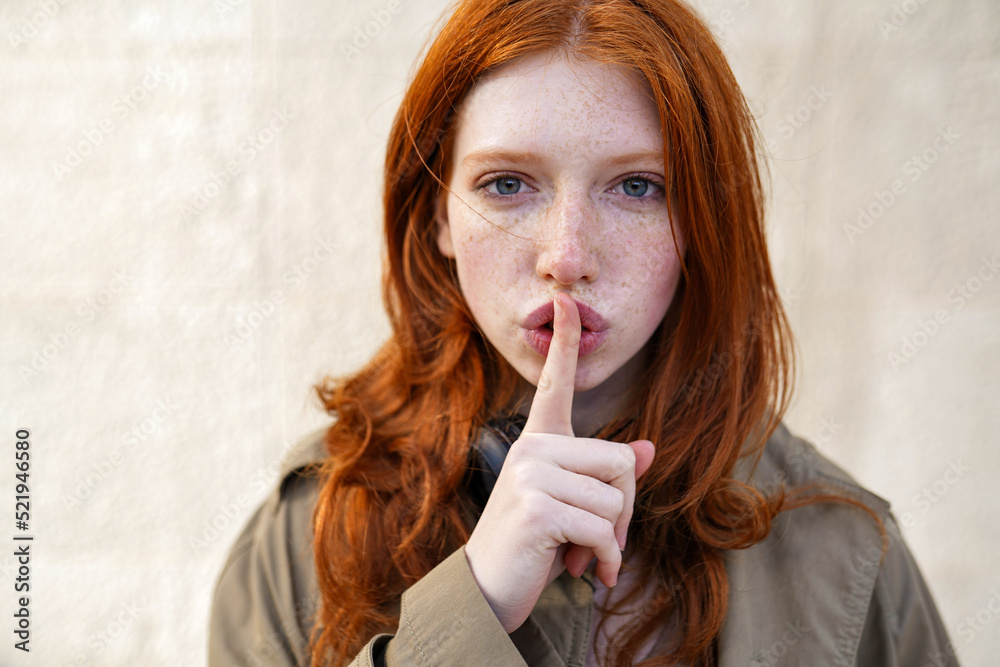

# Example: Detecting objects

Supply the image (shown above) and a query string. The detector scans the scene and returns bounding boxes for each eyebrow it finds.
[461,149,543,170]
[460,149,665,171]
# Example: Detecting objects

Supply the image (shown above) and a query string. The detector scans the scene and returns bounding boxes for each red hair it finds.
[310,1,822,664]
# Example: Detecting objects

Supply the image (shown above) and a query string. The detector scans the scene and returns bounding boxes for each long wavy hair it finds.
[310,0,812,664]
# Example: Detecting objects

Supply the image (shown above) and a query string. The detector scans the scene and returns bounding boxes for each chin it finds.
[572,366,617,393]
[523,357,615,393]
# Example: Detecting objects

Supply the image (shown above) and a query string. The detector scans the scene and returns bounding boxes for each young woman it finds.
[210,1,958,665]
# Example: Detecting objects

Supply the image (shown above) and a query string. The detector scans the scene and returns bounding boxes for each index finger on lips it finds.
[524,292,580,437]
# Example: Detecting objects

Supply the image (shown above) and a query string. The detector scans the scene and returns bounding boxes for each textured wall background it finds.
[0,0,996,664]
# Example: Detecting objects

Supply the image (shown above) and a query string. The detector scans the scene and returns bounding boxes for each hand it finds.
[464,292,655,633]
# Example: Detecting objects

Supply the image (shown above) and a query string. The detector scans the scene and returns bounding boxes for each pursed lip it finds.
[522,297,610,332]
[522,297,609,358]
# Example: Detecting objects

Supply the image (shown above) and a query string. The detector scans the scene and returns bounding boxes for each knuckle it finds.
[505,438,533,464]
[609,487,626,515]
[550,507,576,540]
[598,519,617,544]
[506,465,530,489]
[520,493,549,527]
[515,464,545,491]
[582,478,610,510]
[583,476,604,499]
[612,443,635,476]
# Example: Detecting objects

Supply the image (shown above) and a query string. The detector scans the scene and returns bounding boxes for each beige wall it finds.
[1,0,996,664]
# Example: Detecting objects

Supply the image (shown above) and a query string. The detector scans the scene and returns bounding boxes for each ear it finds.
[434,189,456,258]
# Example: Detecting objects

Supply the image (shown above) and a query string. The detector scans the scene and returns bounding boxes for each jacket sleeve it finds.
[854,516,960,666]
[208,452,527,666]
[347,547,528,667]
[208,471,321,667]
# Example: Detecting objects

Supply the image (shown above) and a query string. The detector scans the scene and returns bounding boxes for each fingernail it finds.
[554,294,564,319]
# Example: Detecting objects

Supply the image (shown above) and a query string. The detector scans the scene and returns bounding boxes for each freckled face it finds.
[436,51,685,419]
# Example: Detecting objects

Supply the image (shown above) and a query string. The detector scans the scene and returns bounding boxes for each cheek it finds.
[621,230,684,323]
[450,227,522,323]
[455,235,504,283]
[448,198,535,286]
[606,218,683,286]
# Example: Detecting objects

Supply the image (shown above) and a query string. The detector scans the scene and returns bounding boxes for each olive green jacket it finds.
[208,423,959,666]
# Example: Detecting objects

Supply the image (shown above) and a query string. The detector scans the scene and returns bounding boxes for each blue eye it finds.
[476,174,533,201]
[621,178,649,197]
[493,177,522,195]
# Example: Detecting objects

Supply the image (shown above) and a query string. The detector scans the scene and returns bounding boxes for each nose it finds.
[534,193,600,286]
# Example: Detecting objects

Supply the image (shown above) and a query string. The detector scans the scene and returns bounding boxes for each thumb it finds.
[629,440,656,480]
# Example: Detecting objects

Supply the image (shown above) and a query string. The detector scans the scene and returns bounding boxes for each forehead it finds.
[451,51,664,161]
